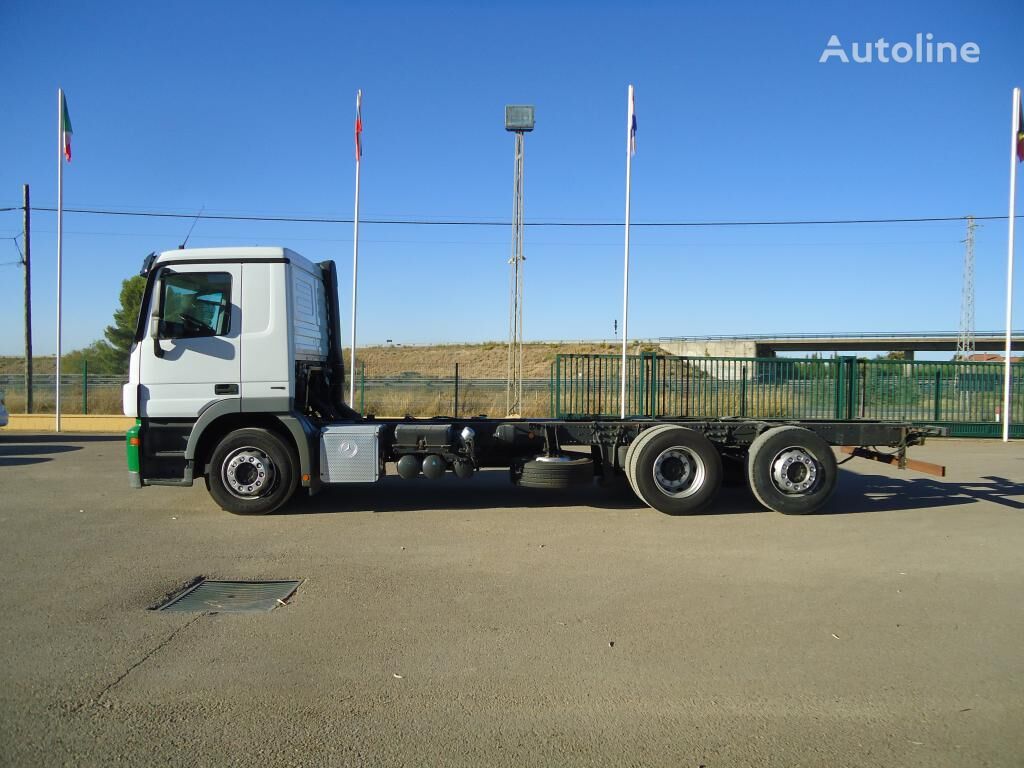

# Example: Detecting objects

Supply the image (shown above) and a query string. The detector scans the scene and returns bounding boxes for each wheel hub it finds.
[223,447,276,499]
[770,448,819,494]
[652,447,706,498]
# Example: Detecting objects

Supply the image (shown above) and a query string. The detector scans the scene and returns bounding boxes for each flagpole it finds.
[620,84,634,419]
[349,89,361,405]
[56,87,64,433]
[1002,86,1020,442]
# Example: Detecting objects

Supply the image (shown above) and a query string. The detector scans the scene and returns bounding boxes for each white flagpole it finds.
[1002,86,1020,442]
[349,89,362,405]
[620,84,635,419]
[56,88,64,433]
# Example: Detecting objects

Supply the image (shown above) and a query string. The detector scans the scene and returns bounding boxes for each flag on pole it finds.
[629,89,637,156]
[354,89,363,160]
[350,89,363,405]
[61,93,73,162]
[1003,86,1021,441]
[620,84,636,418]
[1017,99,1023,163]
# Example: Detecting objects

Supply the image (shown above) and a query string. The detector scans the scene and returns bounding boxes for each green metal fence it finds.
[552,353,1024,438]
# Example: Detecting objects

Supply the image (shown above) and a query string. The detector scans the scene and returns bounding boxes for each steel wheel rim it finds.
[222,446,278,500]
[652,445,706,498]
[769,446,820,495]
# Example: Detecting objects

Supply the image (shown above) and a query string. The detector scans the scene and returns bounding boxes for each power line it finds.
[2,205,1020,228]
[1,232,24,267]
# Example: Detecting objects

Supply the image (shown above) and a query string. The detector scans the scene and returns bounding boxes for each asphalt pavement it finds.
[0,433,1022,767]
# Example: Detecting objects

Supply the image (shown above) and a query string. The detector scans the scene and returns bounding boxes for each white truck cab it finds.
[124,246,329,420]
[124,247,356,511]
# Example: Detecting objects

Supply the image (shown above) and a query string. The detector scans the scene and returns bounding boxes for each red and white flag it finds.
[61,91,73,162]
[354,89,363,161]
[628,87,637,156]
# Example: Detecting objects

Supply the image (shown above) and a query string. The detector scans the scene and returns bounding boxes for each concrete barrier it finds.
[4,414,133,433]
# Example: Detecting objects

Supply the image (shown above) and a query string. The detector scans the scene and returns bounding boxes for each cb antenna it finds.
[179,205,205,249]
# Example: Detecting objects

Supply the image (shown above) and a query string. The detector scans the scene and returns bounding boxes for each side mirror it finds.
[150,313,165,358]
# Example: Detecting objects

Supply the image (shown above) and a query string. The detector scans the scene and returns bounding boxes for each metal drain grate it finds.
[156,579,302,613]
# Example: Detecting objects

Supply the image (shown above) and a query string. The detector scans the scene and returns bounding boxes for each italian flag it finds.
[1018,99,1024,163]
[354,89,362,161]
[61,92,73,162]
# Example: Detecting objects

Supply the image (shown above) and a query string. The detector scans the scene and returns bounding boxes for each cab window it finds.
[159,272,232,339]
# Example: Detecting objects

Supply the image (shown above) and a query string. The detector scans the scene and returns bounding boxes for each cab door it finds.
[139,264,242,418]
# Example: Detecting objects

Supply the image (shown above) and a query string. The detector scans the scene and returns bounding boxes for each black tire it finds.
[624,424,675,498]
[632,427,723,515]
[518,456,594,489]
[746,426,837,515]
[205,428,299,515]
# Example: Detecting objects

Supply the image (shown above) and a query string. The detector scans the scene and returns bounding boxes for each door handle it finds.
[215,384,239,395]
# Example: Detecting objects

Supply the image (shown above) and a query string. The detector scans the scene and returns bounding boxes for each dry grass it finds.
[1,342,644,379]
[3,386,123,415]
[343,342,643,379]
[1,343,649,417]
[0,356,59,375]
[359,384,551,418]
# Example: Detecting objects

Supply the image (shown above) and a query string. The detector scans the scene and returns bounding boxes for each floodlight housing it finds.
[505,105,535,132]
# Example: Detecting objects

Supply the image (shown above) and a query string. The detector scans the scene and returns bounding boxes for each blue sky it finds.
[1,0,1022,356]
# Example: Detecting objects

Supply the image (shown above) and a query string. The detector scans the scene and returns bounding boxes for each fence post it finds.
[846,358,856,420]
[833,356,856,420]
[649,353,659,416]
[82,360,88,415]
[554,355,562,418]
[934,369,942,422]
[359,362,365,416]
[859,362,867,418]
[453,362,459,418]
[833,359,842,419]
[740,365,747,417]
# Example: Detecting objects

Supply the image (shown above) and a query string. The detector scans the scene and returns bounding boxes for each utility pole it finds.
[23,184,33,414]
[956,215,976,361]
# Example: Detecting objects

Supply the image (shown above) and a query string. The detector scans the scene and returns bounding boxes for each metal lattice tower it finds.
[503,106,533,416]
[956,215,977,360]
[506,131,526,416]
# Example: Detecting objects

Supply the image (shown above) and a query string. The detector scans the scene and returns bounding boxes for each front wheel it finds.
[206,428,299,515]
[746,426,837,514]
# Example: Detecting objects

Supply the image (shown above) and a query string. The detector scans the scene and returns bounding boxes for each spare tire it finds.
[518,455,594,489]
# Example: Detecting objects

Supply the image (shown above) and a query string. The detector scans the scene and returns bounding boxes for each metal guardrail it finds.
[0,374,127,388]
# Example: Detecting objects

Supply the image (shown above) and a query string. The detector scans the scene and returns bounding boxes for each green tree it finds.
[59,275,146,375]
[62,340,113,374]
[99,275,147,371]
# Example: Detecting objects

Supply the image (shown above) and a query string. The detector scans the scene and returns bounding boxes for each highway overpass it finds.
[658,331,1024,359]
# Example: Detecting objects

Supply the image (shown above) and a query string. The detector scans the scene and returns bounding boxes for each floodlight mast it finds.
[505,105,534,416]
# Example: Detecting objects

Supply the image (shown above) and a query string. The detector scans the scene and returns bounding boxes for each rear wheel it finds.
[206,428,299,515]
[631,427,723,515]
[624,424,675,498]
[746,426,837,515]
